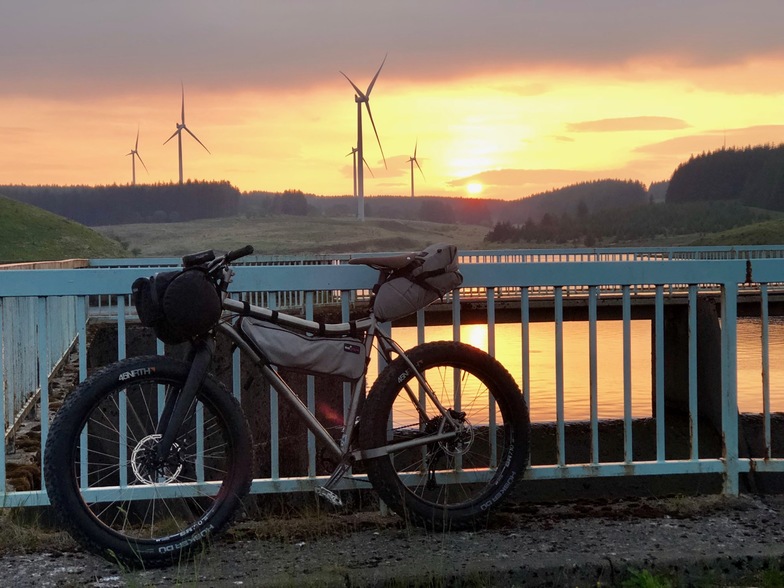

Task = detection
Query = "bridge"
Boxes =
[2,245,784,508]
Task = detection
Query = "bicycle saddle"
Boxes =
[348,251,420,270]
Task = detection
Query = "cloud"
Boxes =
[449,168,611,189]
[567,117,690,133]
[635,125,784,156]
[3,1,784,98]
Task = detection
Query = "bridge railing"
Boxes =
[87,245,784,314]
[1,249,784,507]
[0,260,87,442]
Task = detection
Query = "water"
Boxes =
[369,318,783,423]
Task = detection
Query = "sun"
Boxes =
[466,182,483,195]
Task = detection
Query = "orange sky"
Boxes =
[2,2,784,201]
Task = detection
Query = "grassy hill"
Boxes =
[96,215,494,257]
[689,218,784,246]
[0,195,127,263]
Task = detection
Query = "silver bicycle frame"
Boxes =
[217,297,463,466]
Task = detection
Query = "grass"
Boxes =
[689,217,784,246]
[0,508,75,554]
[0,195,128,263]
[757,566,784,588]
[96,212,784,260]
[95,215,494,257]
[621,569,674,588]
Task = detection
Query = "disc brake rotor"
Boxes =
[130,434,184,485]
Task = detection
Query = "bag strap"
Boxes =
[149,274,161,308]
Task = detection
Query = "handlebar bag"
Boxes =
[373,243,463,322]
[240,318,366,380]
[132,267,222,345]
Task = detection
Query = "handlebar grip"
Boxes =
[225,244,254,263]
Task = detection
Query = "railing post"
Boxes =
[721,284,739,495]
[37,297,49,490]
[0,298,5,489]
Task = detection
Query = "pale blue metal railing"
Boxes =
[1,296,80,436]
[1,248,784,507]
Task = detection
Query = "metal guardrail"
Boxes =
[1,248,784,507]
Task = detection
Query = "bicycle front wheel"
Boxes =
[360,341,530,531]
[44,355,252,568]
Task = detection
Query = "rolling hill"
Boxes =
[0,195,127,263]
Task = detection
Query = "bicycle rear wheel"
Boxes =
[360,341,529,531]
[44,355,252,568]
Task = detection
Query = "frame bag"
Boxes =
[373,243,463,322]
[132,267,223,345]
[240,318,366,380]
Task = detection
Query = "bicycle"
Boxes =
[44,244,530,568]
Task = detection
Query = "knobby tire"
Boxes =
[44,356,252,568]
[360,341,530,531]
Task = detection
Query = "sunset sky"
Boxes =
[3,1,784,200]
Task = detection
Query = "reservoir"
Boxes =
[368,317,782,423]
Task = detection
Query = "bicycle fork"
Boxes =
[155,338,215,462]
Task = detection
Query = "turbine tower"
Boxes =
[408,140,424,198]
[126,128,148,186]
[340,55,387,220]
[164,83,210,184]
[347,146,374,198]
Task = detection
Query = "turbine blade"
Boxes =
[363,157,375,178]
[365,53,387,96]
[184,126,211,154]
[163,129,180,145]
[180,82,186,124]
[136,152,149,174]
[364,102,386,168]
[340,71,366,100]
[416,159,425,180]
[135,128,140,150]
[413,139,418,159]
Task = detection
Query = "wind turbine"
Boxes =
[346,146,374,198]
[163,83,210,184]
[408,140,424,198]
[340,55,387,220]
[126,128,148,186]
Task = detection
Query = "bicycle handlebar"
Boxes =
[182,245,254,269]
[225,244,254,264]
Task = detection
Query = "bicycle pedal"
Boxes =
[315,486,343,507]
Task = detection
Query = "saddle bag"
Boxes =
[240,318,366,380]
[132,266,223,345]
[372,243,463,322]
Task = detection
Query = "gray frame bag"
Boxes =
[372,243,463,322]
[240,318,366,380]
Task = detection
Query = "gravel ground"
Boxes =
[2,494,784,587]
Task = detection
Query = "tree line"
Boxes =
[484,200,769,246]
[666,144,784,210]
[0,181,240,226]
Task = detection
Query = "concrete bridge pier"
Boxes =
[657,298,761,490]
[658,297,723,448]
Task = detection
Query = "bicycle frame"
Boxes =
[213,297,465,491]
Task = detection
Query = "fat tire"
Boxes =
[44,355,252,568]
[360,341,529,531]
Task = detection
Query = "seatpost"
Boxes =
[155,337,215,460]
